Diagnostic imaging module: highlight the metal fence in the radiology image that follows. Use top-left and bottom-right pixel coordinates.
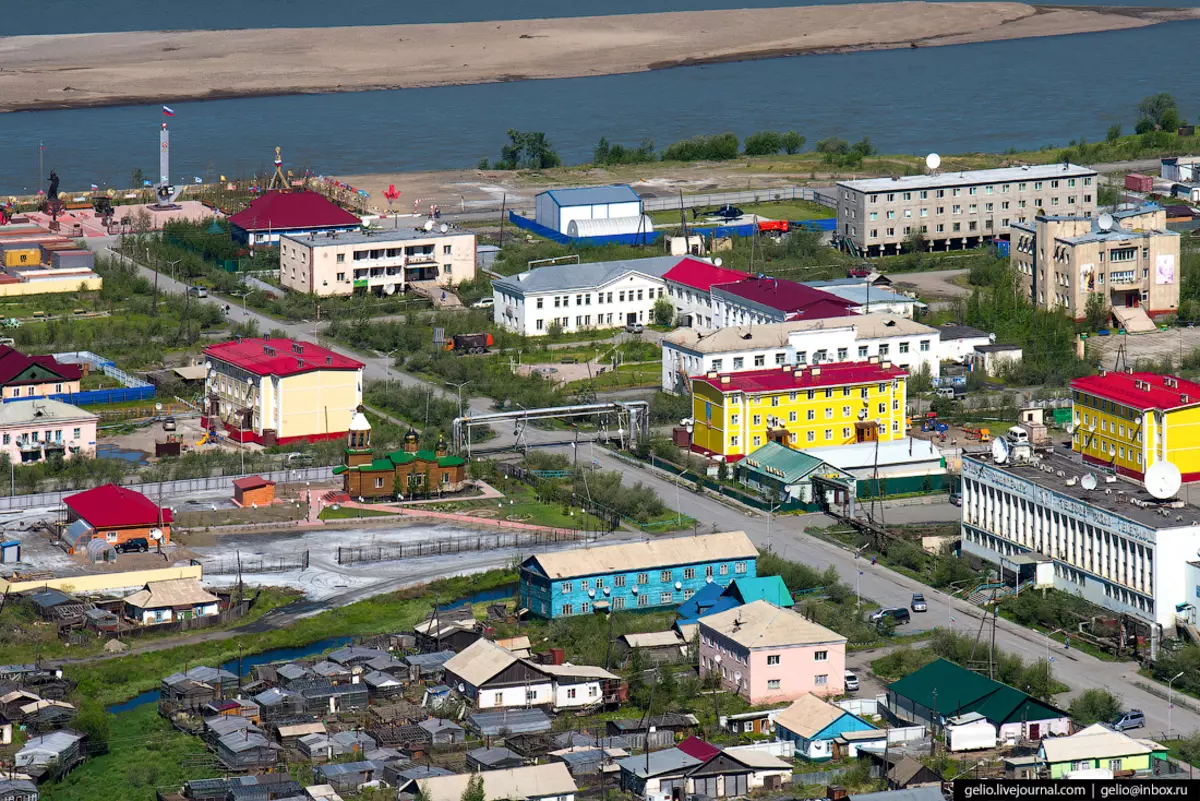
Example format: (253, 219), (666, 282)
(0, 465), (332, 511)
(336, 530), (593, 566)
(202, 551), (310, 575)
(640, 186), (836, 211)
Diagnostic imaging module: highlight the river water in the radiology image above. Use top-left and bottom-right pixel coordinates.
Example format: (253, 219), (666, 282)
(2, 4), (1198, 194)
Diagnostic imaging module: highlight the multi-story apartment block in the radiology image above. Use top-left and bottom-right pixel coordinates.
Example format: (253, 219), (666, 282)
(837, 164), (1097, 256)
(519, 531), (757, 619)
(492, 256), (680, 336)
(661, 314), (940, 395)
(961, 450), (1200, 643)
(1070, 371), (1200, 482)
(279, 226), (476, 297)
(690, 361), (908, 460)
(1011, 204), (1179, 324)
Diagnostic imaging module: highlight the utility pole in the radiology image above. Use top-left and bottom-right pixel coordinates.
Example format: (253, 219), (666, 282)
(148, 247), (160, 315)
(930, 688), (938, 756)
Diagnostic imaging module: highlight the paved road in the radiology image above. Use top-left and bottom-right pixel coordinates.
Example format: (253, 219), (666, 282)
(93, 239), (1200, 736)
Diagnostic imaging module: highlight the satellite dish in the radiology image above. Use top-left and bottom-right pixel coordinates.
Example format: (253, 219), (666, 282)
(439, 223), (449, 233)
(926, 153), (941, 171)
(1097, 213), (1115, 232)
(705, 575), (713, 584)
(384, 284), (397, 296)
(1066, 423), (1076, 435)
(155, 402), (163, 411)
(713, 655), (722, 664)
(1081, 474), (1098, 491)
(713, 258), (723, 267)
(991, 437), (1010, 464)
(674, 581), (682, 590)
(205, 361), (212, 370)
(149, 528), (163, 540)
(734, 671), (742, 682)
(423, 220), (435, 231)
(631, 586), (638, 595)
(588, 589), (595, 598)
(1145, 461), (1182, 500)
(603, 587), (610, 596)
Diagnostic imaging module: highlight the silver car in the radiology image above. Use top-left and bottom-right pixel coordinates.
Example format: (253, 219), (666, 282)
(1111, 710), (1145, 731)
(843, 671), (860, 692)
(911, 593), (928, 612)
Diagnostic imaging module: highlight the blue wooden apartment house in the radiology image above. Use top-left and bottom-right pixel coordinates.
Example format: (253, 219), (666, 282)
(519, 531), (758, 619)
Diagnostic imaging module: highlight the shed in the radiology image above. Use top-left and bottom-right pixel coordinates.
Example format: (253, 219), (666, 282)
(738, 441), (852, 506)
(534, 185), (643, 235)
(467, 746), (526, 771)
(774, 694), (877, 762)
(468, 708), (552, 737)
(313, 760), (390, 793)
(232, 475), (276, 507)
(945, 711), (998, 752)
(417, 717), (466, 744)
(566, 216), (654, 239)
(215, 730), (279, 771)
(0, 540), (19, 563)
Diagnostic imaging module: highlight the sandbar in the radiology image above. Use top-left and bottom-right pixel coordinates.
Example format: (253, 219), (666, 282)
(1, 2), (1197, 113)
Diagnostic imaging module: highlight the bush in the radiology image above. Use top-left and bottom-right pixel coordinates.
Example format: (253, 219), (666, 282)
(743, 131), (783, 157)
(593, 137), (657, 166)
(662, 133), (739, 162)
(1068, 688), (1122, 725)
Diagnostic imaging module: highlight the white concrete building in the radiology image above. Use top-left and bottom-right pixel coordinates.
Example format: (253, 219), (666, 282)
(662, 258), (747, 331)
(540, 664), (620, 709)
(660, 314), (941, 394)
(961, 450), (1200, 640)
(279, 226), (476, 297)
(534, 185), (642, 235)
(492, 256), (679, 336)
(805, 279), (924, 318)
(936, 323), (995, 363)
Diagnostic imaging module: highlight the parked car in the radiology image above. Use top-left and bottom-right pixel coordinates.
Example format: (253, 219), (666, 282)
(935, 386), (957, 399)
(870, 607), (911, 625)
(285, 452), (315, 465)
(162, 416), (176, 431)
(843, 670), (860, 692)
(471, 297), (494, 309)
(911, 593), (927, 612)
(188, 285), (208, 298)
(949, 492), (962, 506)
(625, 322), (645, 334)
(1111, 710), (1145, 731)
(115, 537), (150, 554)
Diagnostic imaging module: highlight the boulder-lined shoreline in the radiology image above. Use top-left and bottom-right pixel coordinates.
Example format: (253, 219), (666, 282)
(1, 2), (1196, 113)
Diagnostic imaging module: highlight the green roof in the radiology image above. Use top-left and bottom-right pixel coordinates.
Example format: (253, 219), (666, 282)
(888, 659), (1067, 724)
(741, 441), (827, 484)
(331, 465), (347, 475)
(438, 455), (466, 467)
(364, 458), (396, 472)
(728, 576), (794, 608)
(387, 450), (417, 465)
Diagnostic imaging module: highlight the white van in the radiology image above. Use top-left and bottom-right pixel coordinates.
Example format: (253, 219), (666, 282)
(1006, 426), (1029, 444)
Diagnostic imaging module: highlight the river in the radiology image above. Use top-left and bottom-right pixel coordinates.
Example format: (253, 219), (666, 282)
(2, 9), (1198, 194)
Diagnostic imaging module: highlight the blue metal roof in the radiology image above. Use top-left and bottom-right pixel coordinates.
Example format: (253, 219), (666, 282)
(541, 185), (640, 207)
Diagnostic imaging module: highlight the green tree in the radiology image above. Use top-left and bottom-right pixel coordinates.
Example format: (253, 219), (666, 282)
(1137, 92), (1179, 131)
(460, 774), (486, 801)
(1068, 688), (1122, 726)
(496, 129), (561, 170)
(547, 319), (564, 340)
(1177, 732), (1200, 768)
(1084, 292), (1109, 331)
(1106, 123), (1122, 143)
(1020, 658), (1056, 702)
(652, 296), (675, 327)
(780, 131), (806, 155)
(130, 167), (144, 189)
(74, 699), (112, 750)
(662, 133), (739, 162)
(743, 131), (783, 157)
(903, 229), (928, 254)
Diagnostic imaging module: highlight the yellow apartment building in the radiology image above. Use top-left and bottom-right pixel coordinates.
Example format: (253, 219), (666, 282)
(1071, 371), (1200, 482)
(201, 338), (364, 446)
(690, 361), (908, 460)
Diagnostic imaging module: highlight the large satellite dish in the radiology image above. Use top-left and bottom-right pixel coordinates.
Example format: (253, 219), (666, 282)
(992, 437), (1010, 464)
(926, 153), (941, 171)
(424, 220), (435, 231)
(1081, 474), (1098, 491)
(149, 528), (164, 541)
(439, 223), (449, 233)
(1145, 461), (1182, 500)
(1097, 213), (1115, 232)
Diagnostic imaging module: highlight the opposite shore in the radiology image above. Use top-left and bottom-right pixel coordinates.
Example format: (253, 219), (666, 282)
(2, 2), (1199, 113)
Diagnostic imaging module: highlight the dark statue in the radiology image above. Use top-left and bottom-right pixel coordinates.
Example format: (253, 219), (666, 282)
(47, 170), (60, 200)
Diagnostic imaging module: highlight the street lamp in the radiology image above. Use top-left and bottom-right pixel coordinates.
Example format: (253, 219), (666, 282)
(445, 381), (470, 420)
(676, 419), (694, 526)
(946, 579), (973, 632)
(1044, 628), (1065, 663)
(854, 543), (870, 609)
(384, 349), (398, 379)
(1168, 670), (1184, 739)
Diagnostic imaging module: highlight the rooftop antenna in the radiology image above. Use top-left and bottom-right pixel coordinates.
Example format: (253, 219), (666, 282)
(1097, 212), (1115, 232)
(925, 153), (941, 174)
(424, 219), (435, 232)
(439, 223), (449, 234)
(991, 436), (1010, 464)
(1145, 461), (1182, 500)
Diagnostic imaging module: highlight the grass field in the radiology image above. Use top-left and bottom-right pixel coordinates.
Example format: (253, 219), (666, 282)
(319, 505), (400, 520)
(566, 362), (660, 390)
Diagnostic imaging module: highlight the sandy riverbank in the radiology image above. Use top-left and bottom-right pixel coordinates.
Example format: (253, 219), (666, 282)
(1, 3), (1196, 113)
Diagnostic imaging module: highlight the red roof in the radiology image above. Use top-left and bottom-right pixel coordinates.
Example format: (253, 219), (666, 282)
(63, 484), (174, 528)
(233, 475), (275, 491)
(0, 345), (81, 387)
(677, 736), (721, 761)
(204, 338), (364, 377)
(1071, 372), (1200, 412)
(714, 276), (856, 315)
(663, 258), (749, 292)
(227, 191), (361, 232)
(784, 299), (860, 321)
(692, 361), (908, 394)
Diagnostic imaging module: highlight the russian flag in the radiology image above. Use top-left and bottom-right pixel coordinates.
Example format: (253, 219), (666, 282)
(162, 105), (175, 117)
(90, 184), (98, 191)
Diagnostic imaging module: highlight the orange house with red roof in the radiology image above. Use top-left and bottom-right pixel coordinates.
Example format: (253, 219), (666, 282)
(62, 483), (172, 549)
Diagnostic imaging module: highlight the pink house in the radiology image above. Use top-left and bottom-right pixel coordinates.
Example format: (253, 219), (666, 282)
(698, 599), (846, 704)
(0, 399), (98, 464)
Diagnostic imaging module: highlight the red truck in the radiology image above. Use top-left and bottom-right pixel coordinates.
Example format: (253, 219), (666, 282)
(1125, 173), (1154, 193)
(446, 332), (494, 354)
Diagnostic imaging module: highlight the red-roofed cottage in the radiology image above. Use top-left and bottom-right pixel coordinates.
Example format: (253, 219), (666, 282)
(691, 361), (908, 460)
(712, 276), (857, 328)
(62, 483), (173, 548)
(201, 338), (364, 445)
(228, 191), (362, 246)
(0, 345), (82, 400)
(232, 475), (276, 507)
(1071, 371), (1200, 481)
(663, 258), (749, 330)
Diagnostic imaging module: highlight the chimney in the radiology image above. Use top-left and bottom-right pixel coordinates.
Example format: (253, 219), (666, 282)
(811, 367), (821, 377)
(720, 375), (730, 385)
(868, 356), (879, 364)
(707, 371), (718, 379)
(326, 356), (333, 365)
(881, 361), (891, 370)
(794, 368), (804, 378)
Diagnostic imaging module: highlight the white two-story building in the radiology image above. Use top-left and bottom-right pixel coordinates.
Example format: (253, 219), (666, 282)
(492, 256), (681, 336)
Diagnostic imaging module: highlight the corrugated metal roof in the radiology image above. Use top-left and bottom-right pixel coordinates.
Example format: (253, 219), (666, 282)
(526, 531), (756, 580)
(799, 438), (942, 470)
(541, 185), (640, 207)
(468, 708), (552, 735)
(776, 694), (858, 738)
(837, 163), (1095, 193)
(616, 747), (701, 778)
(493, 255), (680, 296)
(443, 639), (521, 687)
(741, 442), (828, 485)
(700, 600), (845, 649)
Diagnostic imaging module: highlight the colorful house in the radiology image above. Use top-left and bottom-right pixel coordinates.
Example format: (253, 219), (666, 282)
(1039, 723), (1168, 778)
(202, 337), (364, 445)
(122, 578), (220, 625)
(0, 345), (81, 400)
(675, 575), (794, 627)
(1071, 371), (1200, 481)
(775, 694), (878, 761)
(698, 600), (846, 703)
(691, 361), (908, 461)
(62, 483), (172, 548)
(232, 475), (275, 507)
(333, 410), (467, 499)
(519, 531), (758, 619)
(0, 398), (97, 464)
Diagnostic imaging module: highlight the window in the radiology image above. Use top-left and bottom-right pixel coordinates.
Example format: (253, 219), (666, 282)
(374, 477), (385, 489)
(842, 427), (851, 438)
(336, 253), (345, 263)
(730, 435), (739, 447)
(561, 604), (573, 615)
(536, 320), (544, 331)
(735, 561), (746, 573)
(767, 679), (781, 690)
(684, 568), (696, 579)
(814, 650), (829, 661)
(807, 409), (815, 421)
(660, 592), (673, 604)
(443, 244), (453, 255)
(566, 687), (577, 699)
(814, 674), (829, 686)
(838, 347), (848, 360)
(73, 427), (81, 439)
(637, 573), (649, 584)
(579, 602), (590, 614)
(858, 346), (869, 358)
(733, 357), (744, 369)
(767, 654), (780, 665)
(843, 406), (851, 416)
(615, 575), (626, 587)
(920, 340), (930, 352)
(788, 411), (797, 422)
(660, 570), (672, 582)
(731, 414), (740, 426)
(719, 563), (729, 575)
(825, 429), (833, 440)
(638, 595), (649, 607)
(614, 597), (626, 610)
(807, 431), (815, 442)
(712, 359), (723, 371)
(753, 415), (761, 426)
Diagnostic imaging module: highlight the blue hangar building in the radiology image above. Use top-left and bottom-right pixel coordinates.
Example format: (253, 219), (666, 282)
(519, 531), (758, 619)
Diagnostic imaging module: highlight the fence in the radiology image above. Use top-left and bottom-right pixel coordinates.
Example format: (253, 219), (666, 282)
(336, 530), (594, 565)
(496, 462), (619, 532)
(508, 212), (662, 246)
(640, 186), (836, 211)
(0, 350), (158, 406)
(792, 766), (848, 786)
(202, 551), (310, 575)
(0, 464), (332, 511)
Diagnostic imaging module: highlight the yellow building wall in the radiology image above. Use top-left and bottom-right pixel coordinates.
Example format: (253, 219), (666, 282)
(0, 563), (203, 595)
(1074, 397), (1200, 479)
(276, 369), (362, 439)
(0, 277), (102, 297)
(1164, 405), (1200, 479)
(692, 377), (907, 459)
